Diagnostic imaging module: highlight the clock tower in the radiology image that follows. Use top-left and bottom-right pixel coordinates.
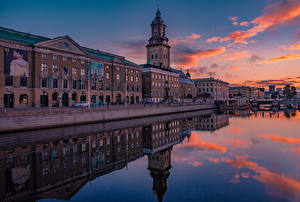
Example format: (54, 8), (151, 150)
(146, 9), (170, 69)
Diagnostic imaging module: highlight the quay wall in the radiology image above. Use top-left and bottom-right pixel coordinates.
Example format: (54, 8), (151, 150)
(0, 104), (216, 133)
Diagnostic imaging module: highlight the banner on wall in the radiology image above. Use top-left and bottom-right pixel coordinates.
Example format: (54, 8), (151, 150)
(91, 62), (103, 80)
(4, 47), (29, 77)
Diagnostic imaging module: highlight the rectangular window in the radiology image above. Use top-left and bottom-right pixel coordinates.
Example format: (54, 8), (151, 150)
(63, 80), (68, 88)
(53, 79), (58, 88)
(106, 84), (110, 91)
(106, 73), (109, 79)
(92, 82), (96, 90)
(81, 60), (85, 64)
(42, 78), (48, 88)
(136, 77), (138, 82)
(79, 80), (85, 89)
(63, 66), (68, 74)
(41, 53), (47, 59)
(117, 74), (120, 80)
(81, 69), (85, 76)
(72, 80), (77, 89)
(5, 76), (13, 86)
(63, 56), (67, 61)
(72, 67), (77, 75)
(117, 81), (120, 91)
(52, 65), (59, 73)
(53, 55), (58, 60)
(41, 63), (47, 71)
(20, 77), (27, 87)
(72, 58), (77, 63)
(130, 76), (133, 82)
(99, 81), (103, 90)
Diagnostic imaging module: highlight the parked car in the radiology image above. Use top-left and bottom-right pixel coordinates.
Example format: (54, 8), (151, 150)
(74, 101), (90, 108)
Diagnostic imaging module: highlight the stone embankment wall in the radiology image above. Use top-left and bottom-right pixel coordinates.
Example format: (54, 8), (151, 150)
(0, 104), (215, 133)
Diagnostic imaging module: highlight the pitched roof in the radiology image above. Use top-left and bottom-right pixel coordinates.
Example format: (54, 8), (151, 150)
(0, 26), (49, 44)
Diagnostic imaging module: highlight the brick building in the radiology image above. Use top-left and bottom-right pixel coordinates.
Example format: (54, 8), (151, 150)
(0, 27), (142, 108)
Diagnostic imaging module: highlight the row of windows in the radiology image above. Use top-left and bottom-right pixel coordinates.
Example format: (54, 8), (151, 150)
(151, 73), (178, 82)
(41, 78), (86, 89)
(41, 63), (85, 76)
(152, 81), (179, 88)
(5, 76), (27, 87)
(41, 53), (86, 64)
(151, 54), (168, 59)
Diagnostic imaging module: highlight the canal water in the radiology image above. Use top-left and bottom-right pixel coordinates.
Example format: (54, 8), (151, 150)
(1, 110), (300, 202)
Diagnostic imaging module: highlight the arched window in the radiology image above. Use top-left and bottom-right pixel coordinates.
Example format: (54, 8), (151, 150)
(136, 96), (139, 104)
(130, 95), (134, 104)
(91, 95), (96, 103)
(19, 94), (28, 104)
(151, 55), (154, 59)
(116, 94), (121, 104)
(155, 54), (157, 59)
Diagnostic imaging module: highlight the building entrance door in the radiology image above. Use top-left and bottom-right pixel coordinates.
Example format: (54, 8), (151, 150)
(4, 94), (14, 108)
(62, 93), (69, 107)
(40, 94), (48, 107)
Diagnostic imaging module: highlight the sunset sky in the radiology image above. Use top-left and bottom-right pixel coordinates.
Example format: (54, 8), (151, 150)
(1, 0), (299, 88)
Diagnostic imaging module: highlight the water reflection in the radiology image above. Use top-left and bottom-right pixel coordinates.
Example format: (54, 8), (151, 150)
(0, 110), (300, 201)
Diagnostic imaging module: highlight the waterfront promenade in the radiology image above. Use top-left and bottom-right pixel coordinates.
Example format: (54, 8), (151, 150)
(0, 103), (215, 133)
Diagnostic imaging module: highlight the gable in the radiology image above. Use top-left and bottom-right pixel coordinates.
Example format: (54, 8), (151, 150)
(34, 36), (88, 56)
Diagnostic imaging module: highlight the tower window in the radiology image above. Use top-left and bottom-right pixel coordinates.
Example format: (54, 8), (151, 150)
(151, 55), (154, 59)
(155, 54), (157, 59)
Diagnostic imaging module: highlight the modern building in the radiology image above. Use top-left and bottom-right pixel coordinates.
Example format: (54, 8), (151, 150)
(142, 10), (180, 103)
(0, 27), (142, 108)
(193, 78), (229, 101)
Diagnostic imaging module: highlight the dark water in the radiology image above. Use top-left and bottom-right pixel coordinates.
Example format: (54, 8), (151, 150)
(1, 109), (300, 202)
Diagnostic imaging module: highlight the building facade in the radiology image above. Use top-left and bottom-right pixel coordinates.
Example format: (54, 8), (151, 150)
(193, 78), (229, 101)
(0, 27), (142, 108)
(142, 10), (180, 103)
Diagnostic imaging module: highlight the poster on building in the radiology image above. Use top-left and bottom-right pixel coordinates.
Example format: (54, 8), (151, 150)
(4, 47), (29, 77)
(91, 62), (103, 80)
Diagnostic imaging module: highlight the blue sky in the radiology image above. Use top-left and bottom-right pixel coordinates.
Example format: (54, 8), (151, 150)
(1, 0), (300, 87)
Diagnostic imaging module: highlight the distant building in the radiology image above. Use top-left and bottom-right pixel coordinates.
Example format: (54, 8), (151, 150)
(193, 78), (229, 101)
(171, 69), (196, 100)
(269, 85), (275, 93)
(229, 86), (251, 100)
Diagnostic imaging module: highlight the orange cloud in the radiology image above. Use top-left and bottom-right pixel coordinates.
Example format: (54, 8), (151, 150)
(232, 21), (239, 26)
(206, 36), (219, 43)
(240, 21), (250, 27)
(292, 148), (300, 154)
(222, 50), (250, 61)
(229, 128), (243, 135)
(221, 1), (300, 44)
(223, 138), (251, 148)
(186, 135), (227, 153)
(175, 46), (226, 67)
(261, 134), (300, 145)
(268, 54), (300, 62)
(229, 16), (238, 22)
(208, 157), (220, 163)
(290, 43), (300, 50)
(228, 66), (241, 71)
(170, 33), (201, 45)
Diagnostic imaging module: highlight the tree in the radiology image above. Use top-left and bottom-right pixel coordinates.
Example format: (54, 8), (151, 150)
(283, 85), (297, 100)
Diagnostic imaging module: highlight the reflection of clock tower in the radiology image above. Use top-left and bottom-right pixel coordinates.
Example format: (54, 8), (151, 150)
(148, 147), (172, 202)
(146, 9), (170, 69)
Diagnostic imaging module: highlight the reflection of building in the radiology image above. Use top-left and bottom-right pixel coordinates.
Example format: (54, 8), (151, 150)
(0, 112), (199, 201)
(142, 119), (180, 202)
(193, 78), (229, 101)
(148, 148), (172, 202)
(0, 27), (142, 108)
(195, 113), (229, 131)
(0, 126), (143, 201)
